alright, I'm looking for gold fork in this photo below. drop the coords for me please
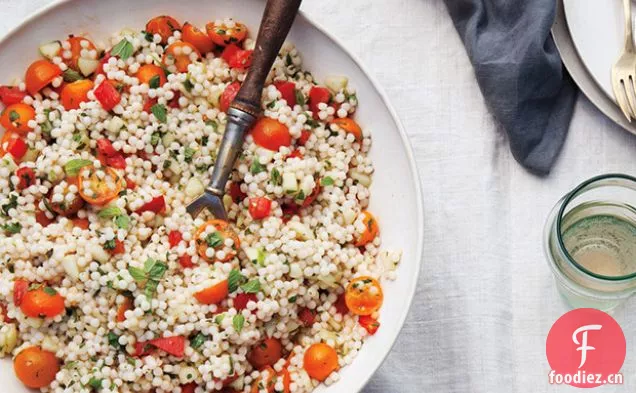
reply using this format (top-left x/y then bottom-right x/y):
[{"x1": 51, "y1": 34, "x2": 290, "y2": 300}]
[{"x1": 612, "y1": 0, "x2": 636, "y2": 122}]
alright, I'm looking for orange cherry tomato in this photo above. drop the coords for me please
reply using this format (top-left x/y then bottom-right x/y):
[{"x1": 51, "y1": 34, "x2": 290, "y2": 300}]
[
  {"x1": 250, "y1": 117, "x2": 291, "y2": 151},
  {"x1": 194, "y1": 279, "x2": 229, "y2": 305},
  {"x1": 163, "y1": 41, "x2": 200, "y2": 73},
  {"x1": 20, "y1": 286, "x2": 66, "y2": 318},
  {"x1": 331, "y1": 117, "x2": 362, "y2": 141},
  {"x1": 47, "y1": 179, "x2": 85, "y2": 217},
  {"x1": 278, "y1": 368, "x2": 291, "y2": 393},
  {"x1": 303, "y1": 343, "x2": 339, "y2": 382},
  {"x1": 0, "y1": 103, "x2": 35, "y2": 134},
  {"x1": 77, "y1": 166, "x2": 125, "y2": 206},
  {"x1": 13, "y1": 346, "x2": 60, "y2": 388},
  {"x1": 59, "y1": 36, "x2": 97, "y2": 71},
  {"x1": 194, "y1": 219, "x2": 240, "y2": 262},
  {"x1": 71, "y1": 217, "x2": 90, "y2": 229},
  {"x1": 355, "y1": 210, "x2": 379, "y2": 247},
  {"x1": 345, "y1": 276, "x2": 383, "y2": 316},
  {"x1": 135, "y1": 64, "x2": 167, "y2": 87},
  {"x1": 146, "y1": 15, "x2": 182, "y2": 44},
  {"x1": 182, "y1": 22, "x2": 215, "y2": 54},
  {"x1": 359, "y1": 315, "x2": 380, "y2": 335},
  {"x1": 248, "y1": 338, "x2": 283, "y2": 370},
  {"x1": 206, "y1": 20, "x2": 248, "y2": 47},
  {"x1": 116, "y1": 297, "x2": 133, "y2": 322},
  {"x1": 250, "y1": 366, "x2": 276, "y2": 393},
  {"x1": 25, "y1": 60, "x2": 62, "y2": 96},
  {"x1": 60, "y1": 79, "x2": 94, "y2": 110},
  {"x1": 219, "y1": 81, "x2": 240, "y2": 113}
]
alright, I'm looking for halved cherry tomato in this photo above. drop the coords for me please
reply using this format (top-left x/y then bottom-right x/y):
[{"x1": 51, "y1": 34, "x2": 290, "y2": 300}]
[
  {"x1": 303, "y1": 343, "x2": 338, "y2": 381},
  {"x1": 178, "y1": 254, "x2": 194, "y2": 269},
  {"x1": 13, "y1": 279, "x2": 28, "y2": 306},
  {"x1": 116, "y1": 297, "x2": 133, "y2": 322},
  {"x1": 331, "y1": 117, "x2": 362, "y2": 141},
  {"x1": 94, "y1": 51, "x2": 111, "y2": 77},
  {"x1": 288, "y1": 149, "x2": 303, "y2": 159},
  {"x1": 221, "y1": 44, "x2": 253, "y2": 69},
  {"x1": 228, "y1": 181, "x2": 246, "y2": 203},
  {"x1": 96, "y1": 138, "x2": 126, "y2": 169},
  {"x1": 250, "y1": 366, "x2": 276, "y2": 393},
  {"x1": 3, "y1": 135, "x2": 27, "y2": 160},
  {"x1": 206, "y1": 21, "x2": 248, "y2": 47},
  {"x1": 143, "y1": 97, "x2": 157, "y2": 113},
  {"x1": 248, "y1": 338, "x2": 283, "y2": 369},
  {"x1": 25, "y1": 60, "x2": 61, "y2": 96},
  {"x1": 135, "y1": 195, "x2": 166, "y2": 214},
  {"x1": 168, "y1": 91, "x2": 181, "y2": 108},
  {"x1": 181, "y1": 383, "x2": 198, "y2": 393},
  {"x1": 248, "y1": 197, "x2": 272, "y2": 220},
  {"x1": 194, "y1": 279, "x2": 229, "y2": 305},
  {"x1": 78, "y1": 166, "x2": 124, "y2": 206},
  {"x1": 163, "y1": 41, "x2": 200, "y2": 73},
  {"x1": 250, "y1": 117, "x2": 291, "y2": 151},
  {"x1": 298, "y1": 307, "x2": 317, "y2": 327},
  {"x1": 0, "y1": 86, "x2": 27, "y2": 105},
  {"x1": 1, "y1": 103, "x2": 35, "y2": 134},
  {"x1": 16, "y1": 167, "x2": 36, "y2": 190},
  {"x1": 355, "y1": 210, "x2": 379, "y2": 247},
  {"x1": 220, "y1": 81, "x2": 240, "y2": 113},
  {"x1": 334, "y1": 293, "x2": 348, "y2": 315},
  {"x1": 300, "y1": 184, "x2": 320, "y2": 208},
  {"x1": 345, "y1": 276, "x2": 383, "y2": 316},
  {"x1": 146, "y1": 16, "x2": 182, "y2": 44},
  {"x1": 93, "y1": 79, "x2": 121, "y2": 111},
  {"x1": 278, "y1": 368, "x2": 291, "y2": 393},
  {"x1": 96, "y1": 138, "x2": 117, "y2": 156},
  {"x1": 125, "y1": 177, "x2": 136, "y2": 190},
  {"x1": 359, "y1": 315, "x2": 380, "y2": 335},
  {"x1": 135, "y1": 64, "x2": 167, "y2": 87},
  {"x1": 233, "y1": 293, "x2": 257, "y2": 311},
  {"x1": 168, "y1": 230, "x2": 182, "y2": 248},
  {"x1": 182, "y1": 22, "x2": 215, "y2": 54},
  {"x1": 35, "y1": 207, "x2": 54, "y2": 227},
  {"x1": 281, "y1": 202, "x2": 299, "y2": 223},
  {"x1": 108, "y1": 239, "x2": 125, "y2": 255},
  {"x1": 136, "y1": 336, "x2": 186, "y2": 358},
  {"x1": 59, "y1": 36, "x2": 97, "y2": 71},
  {"x1": 60, "y1": 79, "x2": 94, "y2": 110},
  {"x1": 20, "y1": 286, "x2": 66, "y2": 318},
  {"x1": 274, "y1": 81, "x2": 296, "y2": 107},
  {"x1": 308, "y1": 86, "x2": 331, "y2": 120},
  {"x1": 194, "y1": 219, "x2": 240, "y2": 262},
  {"x1": 47, "y1": 180, "x2": 85, "y2": 216},
  {"x1": 298, "y1": 130, "x2": 311, "y2": 146},
  {"x1": 0, "y1": 303, "x2": 12, "y2": 323},
  {"x1": 71, "y1": 217, "x2": 89, "y2": 230},
  {"x1": 13, "y1": 346, "x2": 60, "y2": 389}
]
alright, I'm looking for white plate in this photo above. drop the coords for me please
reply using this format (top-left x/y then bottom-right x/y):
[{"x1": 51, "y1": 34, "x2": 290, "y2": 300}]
[
  {"x1": 563, "y1": 0, "x2": 625, "y2": 102},
  {"x1": 0, "y1": 0, "x2": 424, "y2": 392}
]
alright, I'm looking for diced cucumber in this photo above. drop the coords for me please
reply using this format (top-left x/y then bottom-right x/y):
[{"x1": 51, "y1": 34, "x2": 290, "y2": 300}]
[
  {"x1": 22, "y1": 147, "x2": 40, "y2": 163},
  {"x1": 39, "y1": 41, "x2": 62, "y2": 59},
  {"x1": 106, "y1": 116, "x2": 124, "y2": 134},
  {"x1": 325, "y1": 75, "x2": 348, "y2": 92},
  {"x1": 288, "y1": 221, "x2": 314, "y2": 240},
  {"x1": 162, "y1": 132, "x2": 176, "y2": 147},
  {"x1": 185, "y1": 178, "x2": 204, "y2": 198},
  {"x1": 78, "y1": 57, "x2": 100, "y2": 77},
  {"x1": 349, "y1": 169, "x2": 372, "y2": 187},
  {"x1": 282, "y1": 172, "x2": 298, "y2": 193},
  {"x1": 208, "y1": 87, "x2": 222, "y2": 108}
]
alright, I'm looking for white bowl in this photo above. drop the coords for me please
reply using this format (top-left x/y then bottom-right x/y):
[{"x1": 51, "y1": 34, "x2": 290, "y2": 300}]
[{"x1": 0, "y1": 0, "x2": 424, "y2": 391}]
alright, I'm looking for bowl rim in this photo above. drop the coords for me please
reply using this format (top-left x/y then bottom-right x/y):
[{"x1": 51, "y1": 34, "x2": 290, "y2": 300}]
[{"x1": 0, "y1": 1, "x2": 425, "y2": 391}]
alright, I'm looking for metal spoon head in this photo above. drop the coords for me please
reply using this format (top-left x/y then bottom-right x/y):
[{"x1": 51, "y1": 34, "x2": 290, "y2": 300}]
[{"x1": 186, "y1": 191, "x2": 227, "y2": 220}]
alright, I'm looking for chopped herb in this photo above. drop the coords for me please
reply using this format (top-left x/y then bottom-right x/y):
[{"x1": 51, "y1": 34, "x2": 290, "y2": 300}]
[
  {"x1": 201, "y1": 135, "x2": 210, "y2": 145},
  {"x1": 217, "y1": 29, "x2": 226, "y2": 35},
  {"x1": 97, "y1": 206, "x2": 122, "y2": 219},
  {"x1": 183, "y1": 79, "x2": 194, "y2": 92},
  {"x1": 285, "y1": 53, "x2": 293, "y2": 67},
  {"x1": 184, "y1": 147, "x2": 196, "y2": 163},
  {"x1": 126, "y1": 357, "x2": 136, "y2": 366},
  {"x1": 151, "y1": 104, "x2": 167, "y2": 123},
  {"x1": 43, "y1": 286, "x2": 57, "y2": 296},
  {"x1": 320, "y1": 176, "x2": 335, "y2": 186},
  {"x1": 63, "y1": 361, "x2": 78, "y2": 370},
  {"x1": 190, "y1": 333, "x2": 207, "y2": 350},
  {"x1": 115, "y1": 214, "x2": 131, "y2": 230},
  {"x1": 162, "y1": 160, "x2": 172, "y2": 170},
  {"x1": 294, "y1": 190, "x2": 305, "y2": 200},
  {"x1": 205, "y1": 231, "x2": 223, "y2": 248},
  {"x1": 214, "y1": 314, "x2": 225, "y2": 324},
  {"x1": 103, "y1": 239, "x2": 116, "y2": 250},
  {"x1": 150, "y1": 131, "x2": 162, "y2": 146},
  {"x1": 64, "y1": 159, "x2": 92, "y2": 176},
  {"x1": 270, "y1": 168, "x2": 282, "y2": 185},
  {"x1": 204, "y1": 120, "x2": 218, "y2": 133},
  {"x1": 240, "y1": 279, "x2": 261, "y2": 294},
  {"x1": 2, "y1": 222, "x2": 21, "y2": 234},
  {"x1": 250, "y1": 160, "x2": 265, "y2": 175},
  {"x1": 127, "y1": 258, "x2": 168, "y2": 300},
  {"x1": 148, "y1": 74, "x2": 161, "y2": 89},
  {"x1": 1, "y1": 194, "x2": 18, "y2": 216},
  {"x1": 110, "y1": 38, "x2": 134, "y2": 60},
  {"x1": 266, "y1": 100, "x2": 276, "y2": 109},
  {"x1": 40, "y1": 118, "x2": 53, "y2": 135},
  {"x1": 228, "y1": 269, "x2": 246, "y2": 293},
  {"x1": 28, "y1": 283, "x2": 43, "y2": 291},
  {"x1": 62, "y1": 69, "x2": 83, "y2": 83},
  {"x1": 8, "y1": 110, "x2": 19, "y2": 122},
  {"x1": 232, "y1": 314, "x2": 245, "y2": 333},
  {"x1": 288, "y1": 295, "x2": 297, "y2": 303},
  {"x1": 128, "y1": 266, "x2": 146, "y2": 281},
  {"x1": 87, "y1": 376, "x2": 103, "y2": 390},
  {"x1": 107, "y1": 331, "x2": 123, "y2": 350},
  {"x1": 142, "y1": 30, "x2": 154, "y2": 42},
  {"x1": 294, "y1": 89, "x2": 305, "y2": 106}
]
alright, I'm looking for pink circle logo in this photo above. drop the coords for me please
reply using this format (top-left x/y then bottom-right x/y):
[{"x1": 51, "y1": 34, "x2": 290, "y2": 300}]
[{"x1": 546, "y1": 308, "x2": 625, "y2": 388}]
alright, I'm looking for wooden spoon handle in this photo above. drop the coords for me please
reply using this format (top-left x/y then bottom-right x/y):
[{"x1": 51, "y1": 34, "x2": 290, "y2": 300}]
[{"x1": 231, "y1": 0, "x2": 302, "y2": 116}]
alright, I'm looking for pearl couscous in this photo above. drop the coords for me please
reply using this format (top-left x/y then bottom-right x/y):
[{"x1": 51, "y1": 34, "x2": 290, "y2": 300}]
[{"x1": 0, "y1": 15, "x2": 401, "y2": 393}]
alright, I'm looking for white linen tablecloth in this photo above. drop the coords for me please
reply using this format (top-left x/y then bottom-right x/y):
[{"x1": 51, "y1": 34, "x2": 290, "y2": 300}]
[{"x1": 2, "y1": 0, "x2": 636, "y2": 392}]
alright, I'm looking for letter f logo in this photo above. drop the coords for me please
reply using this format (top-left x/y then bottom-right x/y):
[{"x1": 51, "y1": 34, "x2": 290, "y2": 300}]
[{"x1": 572, "y1": 324, "x2": 603, "y2": 368}]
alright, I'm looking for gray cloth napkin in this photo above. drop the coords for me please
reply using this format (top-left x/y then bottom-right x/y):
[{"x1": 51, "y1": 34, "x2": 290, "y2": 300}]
[{"x1": 443, "y1": 0, "x2": 578, "y2": 175}]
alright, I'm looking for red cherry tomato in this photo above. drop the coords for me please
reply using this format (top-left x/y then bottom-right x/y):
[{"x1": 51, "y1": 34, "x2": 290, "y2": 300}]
[
  {"x1": 298, "y1": 307, "x2": 317, "y2": 327},
  {"x1": 168, "y1": 230, "x2": 182, "y2": 248},
  {"x1": 248, "y1": 197, "x2": 272, "y2": 220},
  {"x1": 5, "y1": 137, "x2": 27, "y2": 160},
  {"x1": 334, "y1": 293, "x2": 349, "y2": 315},
  {"x1": 308, "y1": 86, "x2": 331, "y2": 119},
  {"x1": 274, "y1": 81, "x2": 296, "y2": 107},
  {"x1": 298, "y1": 130, "x2": 311, "y2": 146},
  {"x1": 13, "y1": 279, "x2": 28, "y2": 306},
  {"x1": 0, "y1": 86, "x2": 27, "y2": 105},
  {"x1": 178, "y1": 254, "x2": 194, "y2": 268},
  {"x1": 220, "y1": 81, "x2": 240, "y2": 113},
  {"x1": 288, "y1": 149, "x2": 303, "y2": 159},
  {"x1": 234, "y1": 293, "x2": 257, "y2": 311},
  {"x1": 94, "y1": 80, "x2": 121, "y2": 111},
  {"x1": 136, "y1": 336, "x2": 185, "y2": 358},
  {"x1": 359, "y1": 315, "x2": 380, "y2": 335},
  {"x1": 135, "y1": 196, "x2": 166, "y2": 214},
  {"x1": 228, "y1": 182, "x2": 246, "y2": 203},
  {"x1": 221, "y1": 44, "x2": 253, "y2": 69},
  {"x1": 16, "y1": 167, "x2": 36, "y2": 190}
]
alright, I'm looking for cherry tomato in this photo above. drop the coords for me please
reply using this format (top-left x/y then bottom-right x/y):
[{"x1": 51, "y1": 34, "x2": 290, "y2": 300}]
[
  {"x1": 20, "y1": 286, "x2": 66, "y2": 318},
  {"x1": 206, "y1": 20, "x2": 248, "y2": 46},
  {"x1": 15, "y1": 166, "x2": 36, "y2": 190},
  {"x1": 116, "y1": 297, "x2": 133, "y2": 322},
  {"x1": 3, "y1": 135, "x2": 27, "y2": 160},
  {"x1": 248, "y1": 338, "x2": 283, "y2": 370},
  {"x1": 93, "y1": 79, "x2": 121, "y2": 111},
  {"x1": 149, "y1": 336, "x2": 185, "y2": 357},
  {"x1": 194, "y1": 219, "x2": 240, "y2": 262},
  {"x1": 298, "y1": 307, "x2": 317, "y2": 327},
  {"x1": 163, "y1": 41, "x2": 200, "y2": 73},
  {"x1": 1, "y1": 103, "x2": 35, "y2": 134},
  {"x1": 96, "y1": 138, "x2": 127, "y2": 169},
  {"x1": 248, "y1": 197, "x2": 272, "y2": 219},
  {"x1": 94, "y1": 51, "x2": 112, "y2": 77},
  {"x1": 331, "y1": 117, "x2": 362, "y2": 141},
  {"x1": 59, "y1": 36, "x2": 97, "y2": 71},
  {"x1": 250, "y1": 366, "x2": 276, "y2": 393},
  {"x1": 228, "y1": 181, "x2": 246, "y2": 203},
  {"x1": 278, "y1": 368, "x2": 291, "y2": 393},
  {"x1": 71, "y1": 217, "x2": 90, "y2": 230},
  {"x1": 146, "y1": 16, "x2": 182, "y2": 44},
  {"x1": 108, "y1": 239, "x2": 125, "y2": 255},
  {"x1": 35, "y1": 207, "x2": 54, "y2": 227},
  {"x1": 303, "y1": 343, "x2": 338, "y2": 381},
  {"x1": 233, "y1": 293, "x2": 257, "y2": 311},
  {"x1": 181, "y1": 383, "x2": 198, "y2": 393},
  {"x1": 168, "y1": 230, "x2": 183, "y2": 248},
  {"x1": 13, "y1": 279, "x2": 28, "y2": 306},
  {"x1": 273, "y1": 81, "x2": 296, "y2": 107},
  {"x1": 344, "y1": 276, "x2": 383, "y2": 316},
  {"x1": 13, "y1": 346, "x2": 60, "y2": 388},
  {"x1": 221, "y1": 44, "x2": 253, "y2": 69},
  {"x1": 300, "y1": 184, "x2": 320, "y2": 208},
  {"x1": 135, "y1": 64, "x2": 167, "y2": 87},
  {"x1": 25, "y1": 60, "x2": 62, "y2": 95},
  {"x1": 60, "y1": 79, "x2": 94, "y2": 110},
  {"x1": 143, "y1": 97, "x2": 158, "y2": 113},
  {"x1": 250, "y1": 117, "x2": 291, "y2": 151},
  {"x1": 125, "y1": 177, "x2": 136, "y2": 190},
  {"x1": 288, "y1": 149, "x2": 303, "y2": 159},
  {"x1": 298, "y1": 130, "x2": 311, "y2": 146},
  {"x1": 78, "y1": 166, "x2": 124, "y2": 206},
  {"x1": 308, "y1": 86, "x2": 331, "y2": 119},
  {"x1": 0, "y1": 86, "x2": 27, "y2": 105},
  {"x1": 359, "y1": 315, "x2": 380, "y2": 335},
  {"x1": 355, "y1": 210, "x2": 379, "y2": 246},
  {"x1": 182, "y1": 22, "x2": 215, "y2": 54},
  {"x1": 178, "y1": 254, "x2": 194, "y2": 269},
  {"x1": 47, "y1": 179, "x2": 85, "y2": 217},
  {"x1": 194, "y1": 280, "x2": 229, "y2": 305},
  {"x1": 135, "y1": 195, "x2": 166, "y2": 214},
  {"x1": 220, "y1": 81, "x2": 240, "y2": 113}
]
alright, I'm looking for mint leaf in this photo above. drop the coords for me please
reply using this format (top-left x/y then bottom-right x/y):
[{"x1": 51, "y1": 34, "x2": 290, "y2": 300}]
[
  {"x1": 270, "y1": 168, "x2": 281, "y2": 186},
  {"x1": 148, "y1": 75, "x2": 161, "y2": 89},
  {"x1": 205, "y1": 231, "x2": 223, "y2": 248},
  {"x1": 250, "y1": 159, "x2": 265, "y2": 175},
  {"x1": 240, "y1": 279, "x2": 261, "y2": 294},
  {"x1": 97, "y1": 206, "x2": 122, "y2": 219},
  {"x1": 115, "y1": 214, "x2": 131, "y2": 230},
  {"x1": 320, "y1": 176, "x2": 334, "y2": 186},
  {"x1": 228, "y1": 269, "x2": 246, "y2": 293},
  {"x1": 111, "y1": 38, "x2": 134, "y2": 60},
  {"x1": 190, "y1": 333, "x2": 207, "y2": 350},
  {"x1": 2, "y1": 222, "x2": 21, "y2": 234},
  {"x1": 62, "y1": 69, "x2": 83, "y2": 83},
  {"x1": 294, "y1": 89, "x2": 305, "y2": 106},
  {"x1": 151, "y1": 104, "x2": 167, "y2": 123},
  {"x1": 232, "y1": 314, "x2": 245, "y2": 333},
  {"x1": 43, "y1": 286, "x2": 57, "y2": 296},
  {"x1": 128, "y1": 266, "x2": 146, "y2": 282},
  {"x1": 64, "y1": 159, "x2": 92, "y2": 176}
]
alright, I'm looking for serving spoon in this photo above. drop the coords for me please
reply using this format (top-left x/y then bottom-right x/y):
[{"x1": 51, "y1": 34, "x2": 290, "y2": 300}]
[{"x1": 186, "y1": 0, "x2": 303, "y2": 219}]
